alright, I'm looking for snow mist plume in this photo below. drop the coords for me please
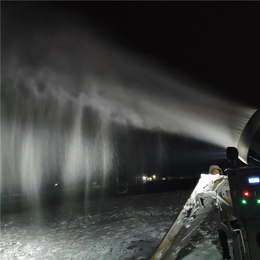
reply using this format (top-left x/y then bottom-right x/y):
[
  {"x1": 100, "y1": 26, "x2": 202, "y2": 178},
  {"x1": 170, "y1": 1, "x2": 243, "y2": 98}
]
[{"x1": 1, "y1": 14, "x2": 255, "y2": 197}]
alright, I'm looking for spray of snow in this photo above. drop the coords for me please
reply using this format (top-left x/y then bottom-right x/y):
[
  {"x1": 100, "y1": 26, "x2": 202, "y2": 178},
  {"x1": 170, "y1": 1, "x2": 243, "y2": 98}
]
[{"x1": 1, "y1": 13, "x2": 256, "y2": 197}]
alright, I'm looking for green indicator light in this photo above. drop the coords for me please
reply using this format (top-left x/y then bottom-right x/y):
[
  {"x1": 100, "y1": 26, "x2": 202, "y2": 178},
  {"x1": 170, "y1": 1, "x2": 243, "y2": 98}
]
[
  {"x1": 257, "y1": 199, "x2": 260, "y2": 204},
  {"x1": 242, "y1": 199, "x2": 247, "y2": 204}
]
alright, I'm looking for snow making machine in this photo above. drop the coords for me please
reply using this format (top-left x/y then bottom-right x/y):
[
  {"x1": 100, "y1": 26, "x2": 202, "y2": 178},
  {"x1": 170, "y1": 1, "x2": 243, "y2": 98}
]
[{"x1": 151, "y1": 109, "x2": 260, "y2": 260}]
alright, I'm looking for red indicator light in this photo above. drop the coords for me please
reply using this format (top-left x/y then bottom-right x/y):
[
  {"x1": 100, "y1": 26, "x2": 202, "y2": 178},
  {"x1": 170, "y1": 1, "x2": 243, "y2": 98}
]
[{"x1": 244, "y1": 191, "x2": 250, "y2": 196}]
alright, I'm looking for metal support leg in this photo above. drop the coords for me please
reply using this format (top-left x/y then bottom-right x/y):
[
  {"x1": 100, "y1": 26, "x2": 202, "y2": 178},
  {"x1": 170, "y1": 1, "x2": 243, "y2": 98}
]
[{"x1": 232, "y1": 228, "x2": 244, "y2": 260}]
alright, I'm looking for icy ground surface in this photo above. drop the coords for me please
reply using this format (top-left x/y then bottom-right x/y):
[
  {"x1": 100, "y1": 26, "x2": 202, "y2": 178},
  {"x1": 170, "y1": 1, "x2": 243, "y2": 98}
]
[{"x1": 1, "y1": 190, "x2": 231, "y2": 259}]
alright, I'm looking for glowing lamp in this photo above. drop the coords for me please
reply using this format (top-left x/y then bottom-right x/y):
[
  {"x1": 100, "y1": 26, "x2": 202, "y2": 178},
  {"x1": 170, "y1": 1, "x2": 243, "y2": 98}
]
[
  {"x1": 257, "y1": 199, "x2": 260, "y2": 204},
  {"x1": 248, "y1": 177, "x2": 260, "y2": 184},
  {"x1": 243, "y1": 191, "x2": 250, "y2": 196},
  {"x1": 242, "y1": 199, "x2": 247, "y2": 204}
]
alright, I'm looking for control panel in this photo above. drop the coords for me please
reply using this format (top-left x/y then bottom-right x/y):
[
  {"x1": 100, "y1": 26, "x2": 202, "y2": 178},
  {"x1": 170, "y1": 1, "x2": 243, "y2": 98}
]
[{"x1": 228, "y1": 166, "x2": 260, "y2": 219}]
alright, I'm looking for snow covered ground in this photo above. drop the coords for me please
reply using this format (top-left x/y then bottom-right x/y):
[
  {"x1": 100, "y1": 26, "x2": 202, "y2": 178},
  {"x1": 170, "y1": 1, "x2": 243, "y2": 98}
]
[{"x1": 1, "y1": 190, "x2": 232, "y2": 259}]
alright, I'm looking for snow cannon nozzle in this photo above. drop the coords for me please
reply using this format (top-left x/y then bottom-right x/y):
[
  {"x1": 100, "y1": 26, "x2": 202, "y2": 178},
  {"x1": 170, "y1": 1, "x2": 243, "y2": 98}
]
[{"x1": 237, "y1": 109, "x2": 260, "y2": 166}]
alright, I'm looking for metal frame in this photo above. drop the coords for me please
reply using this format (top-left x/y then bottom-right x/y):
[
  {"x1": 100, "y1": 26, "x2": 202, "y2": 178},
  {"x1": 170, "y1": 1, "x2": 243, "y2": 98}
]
[
  {"x1": 150, "y1": 175, "x2": 258, "y2": 260},
  {"x1": 208, "y1": 178, "x2": 252, "y2": 260}
]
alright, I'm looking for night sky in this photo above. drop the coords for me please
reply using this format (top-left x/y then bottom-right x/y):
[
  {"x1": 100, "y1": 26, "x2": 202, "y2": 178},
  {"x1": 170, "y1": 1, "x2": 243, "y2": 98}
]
[
  {"x1": 30, "y1": 1, "x2": 260, "y2": 107},
  {"x1": 2, "y1": 1, "x2": 260, "y2": 187},
  {"x1": 3, "y1": 1, "x2": 260, "y2": 107},
  {"x1": 91, "y1": 1, "x2": 260, "y2": 108}
]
